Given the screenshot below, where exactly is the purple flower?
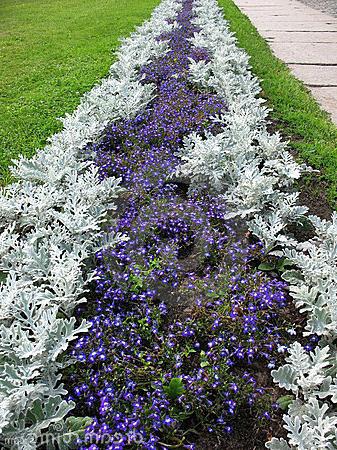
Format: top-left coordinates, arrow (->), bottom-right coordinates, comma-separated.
66,0 -> 295,448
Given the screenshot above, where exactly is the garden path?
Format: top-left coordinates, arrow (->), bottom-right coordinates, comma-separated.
297,0 -> 337,18
233,0 -> 337,125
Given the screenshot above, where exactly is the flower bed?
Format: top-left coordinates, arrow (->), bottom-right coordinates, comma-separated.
1,0 -> 336,448
0,1 -> 181,448
177,0 -> 337,448
66,1 -> 309,448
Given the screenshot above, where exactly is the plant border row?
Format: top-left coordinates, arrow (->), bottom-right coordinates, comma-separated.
175,0 -> 337,448
0,1 -> 182,448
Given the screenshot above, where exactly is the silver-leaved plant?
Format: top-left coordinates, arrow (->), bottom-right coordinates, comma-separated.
0,0 -> 182,448
179,0 -> 337,448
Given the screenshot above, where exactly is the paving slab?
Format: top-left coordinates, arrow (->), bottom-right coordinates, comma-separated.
246,13 -> 336,22
289,64 -> 337,86
237,0 -> 294,5
309,87 -> 337,122
245,8 -> 337,23
240,9 -> 316,16
238,2 -> 290,6
271,42 -> 337,64
297,0 -> 337,18
248,21 -> 337,32
264,31 -> 337,43
241,6 -> 307,10
238,2 -> 307,8
233,0 -> 337,125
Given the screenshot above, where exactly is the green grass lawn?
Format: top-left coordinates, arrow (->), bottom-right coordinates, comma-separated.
0,0 -> 159,184
218,0 -> 337,208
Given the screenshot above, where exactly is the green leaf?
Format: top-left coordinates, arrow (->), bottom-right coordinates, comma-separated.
258,262 -> 275,271
277,395 -> 294,411
199,350 -> 210,368
277,258 -> 292,269
163,378 -> 185,399
0,271 -> 7,283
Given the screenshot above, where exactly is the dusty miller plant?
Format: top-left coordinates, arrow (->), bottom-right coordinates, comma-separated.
182,0 -> 337,448
0,0 -> 182,448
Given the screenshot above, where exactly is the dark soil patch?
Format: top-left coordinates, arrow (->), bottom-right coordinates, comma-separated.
268,116 -> 333,221
297,173 -> 333,220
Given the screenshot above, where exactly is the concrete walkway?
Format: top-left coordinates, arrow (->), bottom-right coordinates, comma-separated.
233,0 -> 337,125
297,0 -> 337,18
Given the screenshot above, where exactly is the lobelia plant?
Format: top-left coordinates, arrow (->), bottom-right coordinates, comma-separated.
0,0 -> 183,448
173,0 -> 337,448
65,2 -> 296,448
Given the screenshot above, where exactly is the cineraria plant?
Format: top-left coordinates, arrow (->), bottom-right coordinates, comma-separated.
174,0 -> 311,249
64,2 -> 298,449
0,0 -> 182,448
266,343 -> 337,450
0,162 -> 124,450
281,213 -> 337,339
178,0 -> 337,449
266,214 -> 337,449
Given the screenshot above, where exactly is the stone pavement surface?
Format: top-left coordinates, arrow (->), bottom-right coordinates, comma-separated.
233,0 -> 337,125
297,0 -> 337,18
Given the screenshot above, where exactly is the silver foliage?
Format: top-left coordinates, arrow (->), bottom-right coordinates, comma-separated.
182,0 -> 337,448
0,0 -> 182,448
177,0 -> 311,251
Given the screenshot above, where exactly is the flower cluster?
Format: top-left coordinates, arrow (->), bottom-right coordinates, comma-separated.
0,0 -> 181,448
183,1 -> 337,448
70,253 -> 290,449
66,1 -> 296,448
